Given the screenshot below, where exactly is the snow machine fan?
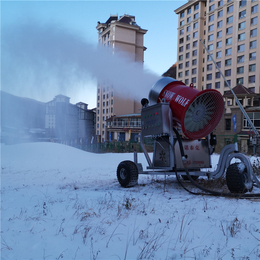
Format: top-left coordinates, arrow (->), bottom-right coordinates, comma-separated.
149,77 -> 225,139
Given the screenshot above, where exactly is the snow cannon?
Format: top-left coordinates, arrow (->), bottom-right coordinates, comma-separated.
148,77 -> 224,139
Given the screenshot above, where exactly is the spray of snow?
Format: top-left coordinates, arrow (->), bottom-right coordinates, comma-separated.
2,19 -> 160,106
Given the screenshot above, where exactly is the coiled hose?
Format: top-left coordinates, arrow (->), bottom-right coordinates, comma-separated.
173,127 -> 260,199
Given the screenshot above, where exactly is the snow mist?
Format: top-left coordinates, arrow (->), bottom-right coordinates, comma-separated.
1,20 -> 160,106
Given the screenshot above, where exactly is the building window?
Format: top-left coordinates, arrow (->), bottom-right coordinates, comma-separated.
217,61 -> 221,68
217,41 -> 222,48
193,40 -> 198,47
227,16 -> 233,24
225,69 -> 231,77
180,29 -> 184,35
180,20 -> 184,27
249,75 -> 256,83
216,72 -> 221,78
193,31 -> 198,38
207,74 -> 212,80
251,17 -> 258,26
192,50 -> 197,56
192,68 -> 197,74
237,66 -> 244,74
237,55 -> 244,63
187,7 -> 191,14
179,55 -> 183,61
208,44 -> 213,51
250,40 -> 257,49
186,61 -> 190,67
226,26 -> 233,35
208,34 -> 214,42
179,63 -> 183,69
225,80 -> 231,87
194,13 -> 199,19
207,54 -> 212,61
218,20 -> 223,28
238,32 -> 245,41
249,52 -> 256,60
218,0 -> 223,7
207,64 -> 213,71
252,5 -> 258,14
194,22 -> 198,29
187,25 -> 191,32
180,11 -> 185,18
185,79 -> 189,85
239,0 -> 247,7
217,31 -> 222,38
215,82 -> 220,89
179,46 -> 184,52
225,119 -> 231,130
218,10 -> 223,18
187,34 -> 191,41
206,83 -> 212,89
194,3 -> 199,10
226,37 -> 232,46
249,64 -> 256,72
209,4 -> 215,11
227,5 -> 233,14
192,77 -> 197,83
238,21 -> 246,30
192,59 -> 197,65
186,52 -> 190,59
178,72 -> 183,77
209,14 -> 214,22
237,77 -> 244,85
250,29 -> 257,37
186,43 -> 190,50
226,48 -> 232,56
238,44 -> 245,52
216,51 -> 222,58
185,70 -> 189,76
244,112 -> 260,129
239,10 -> 246,19
225,58 -> 232,66
179,38 -> 184,44
208,24 -> 214,32
187,17 -> 191,23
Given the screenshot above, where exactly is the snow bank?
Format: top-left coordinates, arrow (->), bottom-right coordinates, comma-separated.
1,142 -> 260,260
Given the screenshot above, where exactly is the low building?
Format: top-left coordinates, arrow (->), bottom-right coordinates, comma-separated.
215,84 -> 260,153
106,113 -> 141,142
45,95 -> 96,144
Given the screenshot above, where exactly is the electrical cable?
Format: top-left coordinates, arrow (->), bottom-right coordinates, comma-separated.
172,127 -> 260,199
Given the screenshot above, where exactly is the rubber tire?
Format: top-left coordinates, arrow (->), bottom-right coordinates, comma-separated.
226,162 -> 253,194
181,175 -> 199,181
117,160 -> 138,188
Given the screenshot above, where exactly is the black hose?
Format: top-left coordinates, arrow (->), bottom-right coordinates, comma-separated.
173,127 -> 260,199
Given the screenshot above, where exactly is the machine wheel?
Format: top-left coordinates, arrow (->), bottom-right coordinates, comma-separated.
181,175 -> 199,181
226,162 -> 253,194
117,160 -> 138,188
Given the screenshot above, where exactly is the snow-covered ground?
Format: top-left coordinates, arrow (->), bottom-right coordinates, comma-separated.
1,142 -> 260,260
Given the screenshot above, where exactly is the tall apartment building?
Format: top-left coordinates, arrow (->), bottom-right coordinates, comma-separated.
96,14 -> 147,142
174,0 -> 259,95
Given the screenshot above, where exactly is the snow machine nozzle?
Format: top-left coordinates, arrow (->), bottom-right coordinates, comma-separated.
148,77 -> 225,140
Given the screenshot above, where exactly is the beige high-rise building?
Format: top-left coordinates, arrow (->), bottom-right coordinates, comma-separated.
174,0 -> 259,94
96,14 -> 147,142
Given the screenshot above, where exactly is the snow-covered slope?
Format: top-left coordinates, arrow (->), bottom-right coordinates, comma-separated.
1,142 -> 260,260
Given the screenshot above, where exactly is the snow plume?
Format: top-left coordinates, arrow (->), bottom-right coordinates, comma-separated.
1,19 -> 160,105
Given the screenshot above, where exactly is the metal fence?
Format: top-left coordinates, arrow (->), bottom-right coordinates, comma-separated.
70,135 -> 255,155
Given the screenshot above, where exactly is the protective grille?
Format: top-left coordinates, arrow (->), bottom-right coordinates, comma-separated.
183,91 -> 224,139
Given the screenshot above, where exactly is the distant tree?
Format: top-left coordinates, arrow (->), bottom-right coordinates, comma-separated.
162,62 -> 177,79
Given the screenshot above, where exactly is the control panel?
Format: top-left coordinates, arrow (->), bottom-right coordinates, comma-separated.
141,103 -> 172,137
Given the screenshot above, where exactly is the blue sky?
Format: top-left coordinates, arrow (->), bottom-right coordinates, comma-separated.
1,0 -> 186,107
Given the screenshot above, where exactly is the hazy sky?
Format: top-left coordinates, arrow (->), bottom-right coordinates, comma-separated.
1,0 -> 185,108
